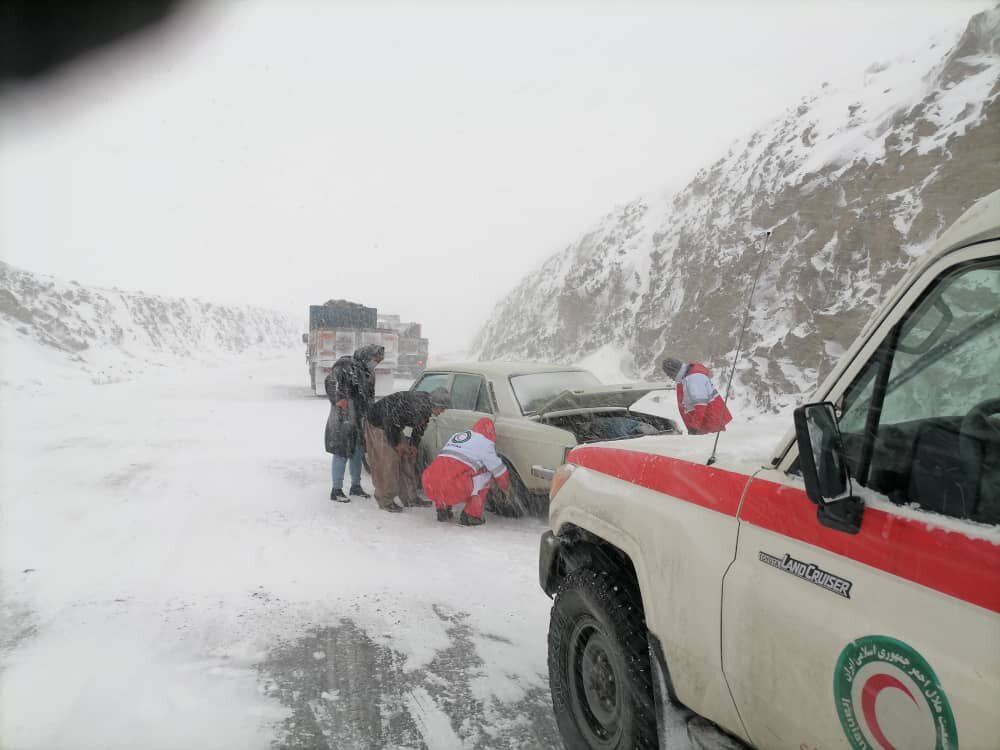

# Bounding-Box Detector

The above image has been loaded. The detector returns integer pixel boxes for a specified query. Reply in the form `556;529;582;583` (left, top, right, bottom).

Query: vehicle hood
565;414;786;477
535;383;673;417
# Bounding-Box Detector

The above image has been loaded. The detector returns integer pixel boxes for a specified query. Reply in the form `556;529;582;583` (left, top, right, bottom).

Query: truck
378;314;429;379
303;300;399;398
538;190;1000;749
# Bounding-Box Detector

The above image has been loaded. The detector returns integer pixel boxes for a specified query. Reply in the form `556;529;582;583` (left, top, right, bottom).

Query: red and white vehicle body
540;191;1000;749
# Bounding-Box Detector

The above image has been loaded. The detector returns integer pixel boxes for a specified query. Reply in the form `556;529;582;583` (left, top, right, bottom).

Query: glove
336;399;348;409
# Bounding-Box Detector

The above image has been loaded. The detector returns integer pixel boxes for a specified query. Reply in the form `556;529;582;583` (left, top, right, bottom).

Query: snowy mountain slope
477;9;1000;414
0;260;298;385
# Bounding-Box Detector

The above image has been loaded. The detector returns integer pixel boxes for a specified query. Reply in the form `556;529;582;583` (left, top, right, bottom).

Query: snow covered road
0;354;560;749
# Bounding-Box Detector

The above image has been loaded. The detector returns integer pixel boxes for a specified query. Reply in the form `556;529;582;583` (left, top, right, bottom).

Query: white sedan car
410;361;679;515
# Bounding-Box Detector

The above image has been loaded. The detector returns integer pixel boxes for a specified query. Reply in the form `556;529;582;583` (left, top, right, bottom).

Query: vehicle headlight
549;464;576;501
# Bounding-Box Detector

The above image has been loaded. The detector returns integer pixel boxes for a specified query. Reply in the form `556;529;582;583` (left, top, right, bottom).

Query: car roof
420;360;592;379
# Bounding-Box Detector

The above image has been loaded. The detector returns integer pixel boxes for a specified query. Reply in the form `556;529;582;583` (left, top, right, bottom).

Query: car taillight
549;464;575;501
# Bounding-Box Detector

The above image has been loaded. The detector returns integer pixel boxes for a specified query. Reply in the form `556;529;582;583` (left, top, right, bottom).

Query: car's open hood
535;383;673;417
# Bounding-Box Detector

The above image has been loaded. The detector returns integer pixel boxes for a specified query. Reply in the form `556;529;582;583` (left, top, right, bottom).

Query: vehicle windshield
510;371;602;414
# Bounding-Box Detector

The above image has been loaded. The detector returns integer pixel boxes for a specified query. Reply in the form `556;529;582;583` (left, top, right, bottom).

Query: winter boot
349;485;371;499
459;511;485;527
377;499;403;513
436;507;454;523
331;488;350;503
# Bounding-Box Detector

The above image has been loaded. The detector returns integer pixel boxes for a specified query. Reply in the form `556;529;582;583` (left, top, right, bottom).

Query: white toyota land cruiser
539;191;1000;750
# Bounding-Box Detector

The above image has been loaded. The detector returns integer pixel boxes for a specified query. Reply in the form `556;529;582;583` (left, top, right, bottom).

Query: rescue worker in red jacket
422;417;510;526
661;357;733;435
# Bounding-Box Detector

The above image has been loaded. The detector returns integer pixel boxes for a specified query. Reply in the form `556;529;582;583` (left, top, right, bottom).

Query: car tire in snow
486;458;532;517
548;568;657;750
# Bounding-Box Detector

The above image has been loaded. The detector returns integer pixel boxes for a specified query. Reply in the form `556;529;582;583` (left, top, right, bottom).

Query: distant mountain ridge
0;260;298;383
476;9;1000;413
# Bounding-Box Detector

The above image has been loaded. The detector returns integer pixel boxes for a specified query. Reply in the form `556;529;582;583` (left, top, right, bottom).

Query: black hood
354;344;384;366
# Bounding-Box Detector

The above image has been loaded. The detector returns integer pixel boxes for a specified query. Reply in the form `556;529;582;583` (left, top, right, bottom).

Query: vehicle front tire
548;568;657;750
486;458;529;517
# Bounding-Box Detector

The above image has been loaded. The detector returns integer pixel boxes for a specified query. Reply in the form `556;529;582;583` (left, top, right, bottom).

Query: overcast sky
0;0;987;353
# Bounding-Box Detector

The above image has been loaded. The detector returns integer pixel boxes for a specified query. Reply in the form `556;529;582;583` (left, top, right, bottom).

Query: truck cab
540;191;1000;749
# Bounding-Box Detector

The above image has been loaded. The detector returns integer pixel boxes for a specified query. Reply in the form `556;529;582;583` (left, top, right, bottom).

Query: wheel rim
567;617;624;747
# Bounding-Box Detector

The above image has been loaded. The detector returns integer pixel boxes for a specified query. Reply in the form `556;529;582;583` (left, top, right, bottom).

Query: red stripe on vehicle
567;446;1000;614
741;477;1000;614
568;446;746;517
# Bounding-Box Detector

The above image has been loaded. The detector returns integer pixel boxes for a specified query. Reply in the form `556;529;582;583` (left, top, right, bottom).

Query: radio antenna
707;230;772;467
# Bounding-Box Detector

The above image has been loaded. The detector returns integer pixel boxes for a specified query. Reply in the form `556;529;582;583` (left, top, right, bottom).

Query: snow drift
0;260;299;386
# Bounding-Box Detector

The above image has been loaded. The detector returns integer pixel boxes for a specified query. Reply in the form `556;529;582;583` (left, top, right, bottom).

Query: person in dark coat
325;344;384;501
365;388;450;512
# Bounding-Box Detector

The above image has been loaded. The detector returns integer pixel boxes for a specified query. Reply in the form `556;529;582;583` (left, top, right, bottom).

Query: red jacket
422;418;510;505
675;361;733;434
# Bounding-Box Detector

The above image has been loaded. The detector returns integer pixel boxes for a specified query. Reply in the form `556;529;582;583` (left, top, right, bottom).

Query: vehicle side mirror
301;333;309;344
793;402;863;535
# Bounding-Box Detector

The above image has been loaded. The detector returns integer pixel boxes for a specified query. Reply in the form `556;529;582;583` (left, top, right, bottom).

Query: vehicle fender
550;505;649;607
548;460;748;738
498;418;575;493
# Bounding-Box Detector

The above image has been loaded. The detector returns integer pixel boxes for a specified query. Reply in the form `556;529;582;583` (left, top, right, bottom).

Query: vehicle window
414;373;449;393
510;371;602;415
475;381;494;414
837;262;1000;524
451;374;485;411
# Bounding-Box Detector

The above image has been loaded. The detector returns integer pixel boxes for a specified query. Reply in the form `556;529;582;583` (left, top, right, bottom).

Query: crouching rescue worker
422;417;510;526
365;387;450;512
661;356;733;435
325;344;384;502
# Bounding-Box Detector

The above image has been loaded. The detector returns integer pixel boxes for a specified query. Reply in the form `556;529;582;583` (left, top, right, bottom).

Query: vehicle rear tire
548;568;657;750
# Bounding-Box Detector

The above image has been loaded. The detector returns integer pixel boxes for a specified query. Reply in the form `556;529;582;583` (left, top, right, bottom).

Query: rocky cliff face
476;9;1000;413
0;260;298;383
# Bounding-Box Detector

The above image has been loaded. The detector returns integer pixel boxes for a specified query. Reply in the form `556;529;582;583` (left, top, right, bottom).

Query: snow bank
0;353;557;748
574;343;638;384
0;260;299;388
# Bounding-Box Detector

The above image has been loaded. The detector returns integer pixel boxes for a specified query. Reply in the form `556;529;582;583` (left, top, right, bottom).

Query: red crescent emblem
861;673;918;750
